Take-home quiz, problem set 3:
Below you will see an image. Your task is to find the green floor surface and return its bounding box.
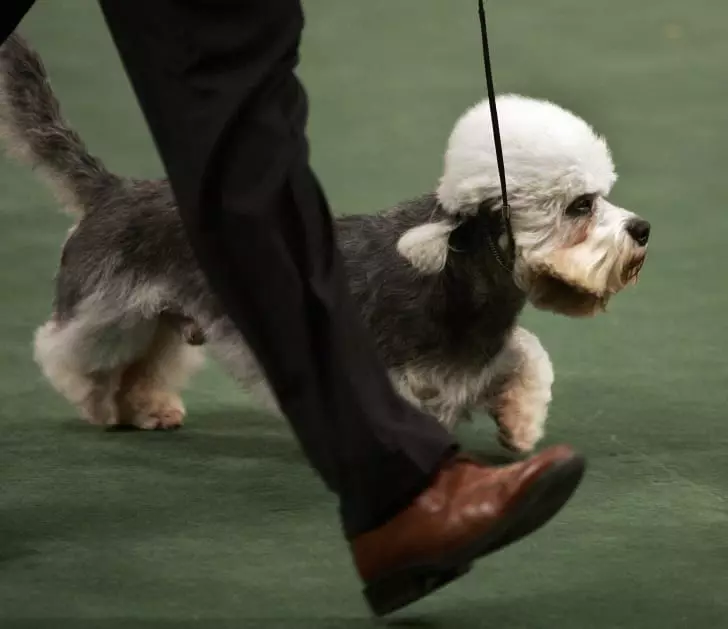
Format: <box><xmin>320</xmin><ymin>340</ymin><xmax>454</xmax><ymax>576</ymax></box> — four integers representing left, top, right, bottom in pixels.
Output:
<box><xmin>0</xmin><ymin>1</ymin><xmax>725</xmax><ymax>627</ymax></box>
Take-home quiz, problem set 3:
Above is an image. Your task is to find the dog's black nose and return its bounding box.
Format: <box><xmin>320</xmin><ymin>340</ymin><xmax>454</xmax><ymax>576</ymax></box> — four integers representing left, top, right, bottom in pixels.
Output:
<box><xmin>626</xmin><ymin>218</ymin><xmax>651</xmax><ymax>246</ymax></box>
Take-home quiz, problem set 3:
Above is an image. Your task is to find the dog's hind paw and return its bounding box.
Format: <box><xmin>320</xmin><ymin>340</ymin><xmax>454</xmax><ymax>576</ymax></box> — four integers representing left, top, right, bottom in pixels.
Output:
<box><xmin>131</xmin><ymin>407</ymin><xmax>185</xmax><ymax>431</ymax></box>
<box><xmin>118</xmin><ymin>389</ymin><xmax>186</xmax><ymax>431</ymax></box>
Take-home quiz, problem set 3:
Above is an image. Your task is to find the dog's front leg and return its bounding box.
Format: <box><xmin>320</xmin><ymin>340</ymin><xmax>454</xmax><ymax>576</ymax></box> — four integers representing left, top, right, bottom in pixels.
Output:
<box><xmin>481</xmin><ymin>327</ymin><xmax>554</xmax><ymax>453</ymax></box>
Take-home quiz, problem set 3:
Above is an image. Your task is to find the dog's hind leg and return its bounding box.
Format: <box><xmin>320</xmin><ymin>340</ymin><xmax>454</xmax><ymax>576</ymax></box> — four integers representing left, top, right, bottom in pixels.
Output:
<box><xmin>116</xmin><ymin>314</ymin><xmax>205</xmax><ymax>430</ymax></box>
<box><xmin>480</xmin><ymin>327</ymin><xmax>554</xmax><ymax>453</ymax></box>
<box><xmin>33</xmin><ymin>316</ymin><xmax>147</xmax><ymax>426</ymax></box>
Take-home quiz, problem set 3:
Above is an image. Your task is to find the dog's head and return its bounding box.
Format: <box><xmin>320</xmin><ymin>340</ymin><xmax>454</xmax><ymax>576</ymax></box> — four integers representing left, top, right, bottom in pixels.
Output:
<box><xmin>397</xmin><ymin>94</ymin><xmax>649</xmax><ymax>317</ymax></box>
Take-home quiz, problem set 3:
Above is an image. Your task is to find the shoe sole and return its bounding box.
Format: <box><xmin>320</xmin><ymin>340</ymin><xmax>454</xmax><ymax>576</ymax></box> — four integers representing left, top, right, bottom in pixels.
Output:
<box><xmin>363</xmin><ymin>455</ymin><xmax>587</xmax><ymax>617</ymax></box>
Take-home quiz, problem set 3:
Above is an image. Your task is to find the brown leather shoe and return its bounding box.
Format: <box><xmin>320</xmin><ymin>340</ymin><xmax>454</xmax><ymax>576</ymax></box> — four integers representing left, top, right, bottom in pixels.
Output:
<box><xmin>351</xmin><ymin>445</ymin><xmax>586</xmax><ymax>616</ymax></box>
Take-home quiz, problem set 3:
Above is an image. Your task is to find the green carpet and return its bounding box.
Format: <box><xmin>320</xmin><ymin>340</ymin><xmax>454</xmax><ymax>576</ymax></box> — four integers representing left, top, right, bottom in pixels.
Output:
<box><xmin>0</xmin><ymin>1</ymin><xmax>726</xmax><ymax>627</ymax></box>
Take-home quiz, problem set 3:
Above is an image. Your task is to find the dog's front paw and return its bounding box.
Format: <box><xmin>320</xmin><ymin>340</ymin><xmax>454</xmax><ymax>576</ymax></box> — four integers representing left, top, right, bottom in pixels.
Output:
<box><xmin>491</xmin><ymin>393</ymin><xmax>547</xmax><ymax>454</ymax></box>
<box><xmin>496</xmin><ymin>424</ymin><xmax>541</xmax><ymax>454</ymax></box>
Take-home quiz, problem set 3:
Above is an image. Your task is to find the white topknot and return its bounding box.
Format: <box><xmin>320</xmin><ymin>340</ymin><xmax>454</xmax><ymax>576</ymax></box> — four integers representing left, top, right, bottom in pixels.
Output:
<box><xmin>436</xmin><ymin>94</ymin><xmax>617</xmax><ymax>213</ymax></box>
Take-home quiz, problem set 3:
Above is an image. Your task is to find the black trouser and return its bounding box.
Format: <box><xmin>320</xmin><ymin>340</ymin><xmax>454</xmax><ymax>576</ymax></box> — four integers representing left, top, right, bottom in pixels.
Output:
<box><xmin>2</xmin><ymin>1</ymin><xmax>457</xmax><ymax>538</ymax></box>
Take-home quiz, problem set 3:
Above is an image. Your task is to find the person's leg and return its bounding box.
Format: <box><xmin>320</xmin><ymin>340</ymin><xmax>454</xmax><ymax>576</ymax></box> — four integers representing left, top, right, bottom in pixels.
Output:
<box><xmin>0</xmin><ymin>6</ymin><xmax>586</xmax><ymax>614</ymax></box>
<box><xmin>97</xmin><ymin>0</ymin><xmax>457</xmax><ymax>538</ymax></box>
<box><xmin>0</xmin><ymin>0</ymin><xmax>34</xmax><ymax>45</ymax></box>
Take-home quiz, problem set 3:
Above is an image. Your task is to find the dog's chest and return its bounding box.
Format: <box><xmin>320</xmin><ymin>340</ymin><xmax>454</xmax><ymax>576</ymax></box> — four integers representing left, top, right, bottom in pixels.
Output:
<box><xmin>368</xmin><ymin>279</ymin><xmax>525</xmax><ymax>372</ymax></box>
<box><xmin>335</xmin><ymin>199</ymin><xmax>526</xmax><ymax>370</ymax></box>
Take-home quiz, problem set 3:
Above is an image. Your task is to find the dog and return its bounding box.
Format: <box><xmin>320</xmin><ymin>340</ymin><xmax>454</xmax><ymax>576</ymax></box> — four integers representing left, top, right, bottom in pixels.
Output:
<box><xmin>0</xmin><ymin>34</ymin><xmax>648</xmax><ymax>453</ymax></box>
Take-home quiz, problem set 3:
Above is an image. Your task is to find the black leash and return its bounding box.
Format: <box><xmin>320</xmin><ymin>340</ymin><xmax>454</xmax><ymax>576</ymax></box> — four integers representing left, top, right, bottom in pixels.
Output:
<box><xmin>476</xmin><ymin>0</ymin><xmax>516</xmax><ymax>270</ymax></box>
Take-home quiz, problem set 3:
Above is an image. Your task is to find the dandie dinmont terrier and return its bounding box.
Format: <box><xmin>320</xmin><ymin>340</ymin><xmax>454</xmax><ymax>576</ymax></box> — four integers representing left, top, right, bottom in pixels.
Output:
<box><xmin>0</xmin><ymin>34</ymin><xmax>648</xmax><ymax>453</ymax></box>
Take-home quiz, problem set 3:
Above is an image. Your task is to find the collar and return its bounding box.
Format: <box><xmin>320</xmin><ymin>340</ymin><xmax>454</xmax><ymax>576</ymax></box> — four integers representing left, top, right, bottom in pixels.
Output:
<box><xmin>449</xmin><ymin>200</ymin><xmax>515</xmax><ymax>273</ymax></box>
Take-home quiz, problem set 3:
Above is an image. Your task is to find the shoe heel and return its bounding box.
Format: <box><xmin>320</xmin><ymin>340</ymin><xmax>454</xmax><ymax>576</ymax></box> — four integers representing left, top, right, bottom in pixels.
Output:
<box><xmin>363</xmin><ymin>562</ymin><xmax>472</xmax><ymax>617</ymax></box>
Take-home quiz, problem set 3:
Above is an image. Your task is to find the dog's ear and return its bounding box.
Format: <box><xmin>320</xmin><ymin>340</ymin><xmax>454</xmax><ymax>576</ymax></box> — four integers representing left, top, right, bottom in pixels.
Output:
<box><xmin>396</xmin><ymin>220</ymin><xmax>457</xmax><ymax>274</ymax></box>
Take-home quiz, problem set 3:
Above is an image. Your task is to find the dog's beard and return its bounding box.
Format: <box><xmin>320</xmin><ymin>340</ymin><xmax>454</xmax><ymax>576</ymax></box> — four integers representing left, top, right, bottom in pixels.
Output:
<box><xmin>525</xmin><ymin>240</ymin><xmax>646</xmax><ymax>318</ymax></box>
<box><xmin>528</xmin><ymin>272</ymin><xmax>609</xmax><ymax>317</ymax></box>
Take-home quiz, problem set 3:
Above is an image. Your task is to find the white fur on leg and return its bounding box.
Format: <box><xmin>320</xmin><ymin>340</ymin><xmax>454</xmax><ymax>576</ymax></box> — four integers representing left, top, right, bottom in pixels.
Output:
<box><xmin>390</xmin><ymin>362</ymin><xmax>496</xmax><ymax>432</ymax></box>
<box><xmin>388</xmin><ymin>326</ymin><xmax>553</xmax><ymax>451</ymax></box>
<box><xmin>483</xmin><ymin>327</ymin><xmax>554</xmax><ymax>453</ymax></box>
<box><xmin>34</xmin><ymin>319</ymin><xmax>123</xmax><ymax>425</ymax></box>
<box><xmin>35</xmin><ymin>320</ymin><xmax>94</xmax><ymax>412</ymax></box>
<box><xmin>33</xmin><ymin>295</ymin><xmax>164</xmax><ymax>426</ymax></box>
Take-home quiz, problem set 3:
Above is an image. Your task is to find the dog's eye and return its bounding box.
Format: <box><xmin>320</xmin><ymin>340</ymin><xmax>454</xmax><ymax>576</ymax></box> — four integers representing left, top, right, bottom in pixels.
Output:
<box><xmin>565</xmin><ymin>195</ymin><xmax>596</xmax><ymax>218</ymax></box>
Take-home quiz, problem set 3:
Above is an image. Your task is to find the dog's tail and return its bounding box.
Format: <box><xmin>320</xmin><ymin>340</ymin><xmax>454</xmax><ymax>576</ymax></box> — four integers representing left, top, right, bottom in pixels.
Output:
<box><xmin>0</xmin><ymin>33</ymin><xmax>120</xmax><ymax>214</ymax></box>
